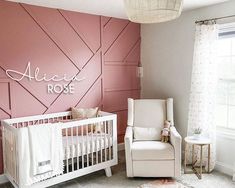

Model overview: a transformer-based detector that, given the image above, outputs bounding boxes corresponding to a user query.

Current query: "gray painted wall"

[141,0,235,176]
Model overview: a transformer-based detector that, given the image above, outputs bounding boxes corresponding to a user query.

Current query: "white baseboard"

[0,174,8,184]
[215,161,234,176]
[118,143,125,151]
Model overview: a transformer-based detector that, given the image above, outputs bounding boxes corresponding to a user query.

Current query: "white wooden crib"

[1,111,117,188]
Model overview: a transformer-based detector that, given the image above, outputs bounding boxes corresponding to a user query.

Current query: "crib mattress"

[62,133,113,159]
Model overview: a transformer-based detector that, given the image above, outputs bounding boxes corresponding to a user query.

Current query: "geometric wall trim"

[0,0,140,174]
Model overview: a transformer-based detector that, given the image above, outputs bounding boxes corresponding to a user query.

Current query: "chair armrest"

[124,126,133,177]
[125,126,133,144]
[170,126,182,177]
[170,126,182,145]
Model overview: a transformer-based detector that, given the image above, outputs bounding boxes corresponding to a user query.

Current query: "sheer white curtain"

[187,23,218,171]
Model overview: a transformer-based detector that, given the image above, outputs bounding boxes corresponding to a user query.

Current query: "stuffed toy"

[161,120,171,142]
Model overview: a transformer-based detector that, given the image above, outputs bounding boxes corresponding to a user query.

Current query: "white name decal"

[6,62,85,94]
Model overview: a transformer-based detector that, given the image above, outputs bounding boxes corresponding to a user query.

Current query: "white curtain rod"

[195,14,235,24]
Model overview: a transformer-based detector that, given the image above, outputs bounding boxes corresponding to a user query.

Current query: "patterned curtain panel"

[187,23,218,171]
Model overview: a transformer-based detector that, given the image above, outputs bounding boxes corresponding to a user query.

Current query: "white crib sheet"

[62,133,113,160]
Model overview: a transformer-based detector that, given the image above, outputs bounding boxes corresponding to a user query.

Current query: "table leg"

[184,143,187,173]
[192,144,194,167]
[208,144,210,173]
[200,145,203,179]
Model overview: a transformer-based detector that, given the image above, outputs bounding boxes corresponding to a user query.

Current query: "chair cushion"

[133,99,166,130]
[134,127,161,141]
[132,141,174,160]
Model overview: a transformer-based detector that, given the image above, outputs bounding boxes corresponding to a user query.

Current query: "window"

[216,23,235,130]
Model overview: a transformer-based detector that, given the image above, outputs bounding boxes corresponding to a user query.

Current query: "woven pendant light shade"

[124,0,183,23]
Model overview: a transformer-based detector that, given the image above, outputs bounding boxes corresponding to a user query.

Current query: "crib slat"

[111,121,114,160]
[4,129,6,174]
[15,132,19,184]
[108,121,111,160]
[71,127,74,172]
[86,125,89,167]
[96,127,98,164]
[11,132,14,179]
[100,122,103,163]
[91,124,94,166]
[66,128,69,173]
[9,131,12,176]
[9,131,12,178]
[5,129,7,175]
[82,125,84,169]
[13,134,17,182]
[76,126,79,170]
[104,121,107,162]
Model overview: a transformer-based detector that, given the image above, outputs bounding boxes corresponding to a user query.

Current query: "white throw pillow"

[134,127,161,141]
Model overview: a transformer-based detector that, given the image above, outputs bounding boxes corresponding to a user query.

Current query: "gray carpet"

[1,151,235,188]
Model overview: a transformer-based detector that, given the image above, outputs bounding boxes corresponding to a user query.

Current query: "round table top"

[184,136,212,145]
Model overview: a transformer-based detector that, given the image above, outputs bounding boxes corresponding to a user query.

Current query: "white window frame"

[216,22,235,137]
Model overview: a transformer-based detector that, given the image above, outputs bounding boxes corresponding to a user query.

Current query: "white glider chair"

[125,98,182,177]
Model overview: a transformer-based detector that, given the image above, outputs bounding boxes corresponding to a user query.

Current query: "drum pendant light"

[124,0,183,23]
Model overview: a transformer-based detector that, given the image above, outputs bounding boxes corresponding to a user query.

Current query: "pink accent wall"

[0,1,140,174]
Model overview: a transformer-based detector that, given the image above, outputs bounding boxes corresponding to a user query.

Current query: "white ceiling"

[6,0,230,19]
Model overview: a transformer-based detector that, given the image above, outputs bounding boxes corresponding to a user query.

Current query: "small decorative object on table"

[161,120,171,142]
[193,127,202,139]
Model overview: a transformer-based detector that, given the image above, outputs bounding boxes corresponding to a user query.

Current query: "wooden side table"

[184,136,211,179]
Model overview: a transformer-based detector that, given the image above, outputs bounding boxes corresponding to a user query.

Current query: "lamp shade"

[124,0,183,24]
